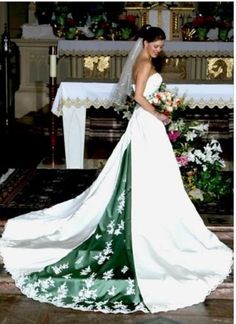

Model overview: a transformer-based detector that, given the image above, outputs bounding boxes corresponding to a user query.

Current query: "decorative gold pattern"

[207,58,233,80]
[156,4,163,28]
[84,57,98,71]
[161,57,187,81]
[97,56,110,72]
[170,7,195,40]
[142,10,148,26]
[84,56,110,73]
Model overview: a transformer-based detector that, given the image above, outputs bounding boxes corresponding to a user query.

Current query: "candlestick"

[43,45,64,167]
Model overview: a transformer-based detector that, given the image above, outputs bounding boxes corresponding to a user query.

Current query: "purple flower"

[168,130,181,142]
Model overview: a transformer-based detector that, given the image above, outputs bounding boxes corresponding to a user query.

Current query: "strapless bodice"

[144,73,163,97]
[133,73,163,100]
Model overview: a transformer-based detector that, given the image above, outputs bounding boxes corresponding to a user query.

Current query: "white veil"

[111,38,143,107]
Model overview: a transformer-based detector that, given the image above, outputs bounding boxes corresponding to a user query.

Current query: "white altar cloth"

[52,82,116,169]
[52,82,233,169]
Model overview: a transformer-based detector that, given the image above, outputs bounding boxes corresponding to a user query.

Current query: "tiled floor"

[0,295,233,324]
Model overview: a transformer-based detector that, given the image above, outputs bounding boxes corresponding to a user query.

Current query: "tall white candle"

[50,54,57,78]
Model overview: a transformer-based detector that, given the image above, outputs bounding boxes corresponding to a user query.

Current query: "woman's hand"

[155,112,170,125]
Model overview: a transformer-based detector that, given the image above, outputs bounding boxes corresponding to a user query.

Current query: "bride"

[0,25,233,314]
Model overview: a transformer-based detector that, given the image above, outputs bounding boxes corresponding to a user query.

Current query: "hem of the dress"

[6,268,150,314]
[147,251,234,313]
[1,250,232,314]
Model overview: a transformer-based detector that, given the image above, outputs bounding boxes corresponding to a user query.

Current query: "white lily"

[185,130,197,142]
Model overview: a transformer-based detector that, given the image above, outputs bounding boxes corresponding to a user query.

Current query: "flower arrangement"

[181,15,216,41]
[36,2,138,40]
[88,14,137,40]
[181,1,233,42]
[114,83,232,204]
[167,119,232,203]
[190,1,217,41]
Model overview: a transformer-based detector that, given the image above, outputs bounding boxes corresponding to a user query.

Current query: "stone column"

[14,39,58,118]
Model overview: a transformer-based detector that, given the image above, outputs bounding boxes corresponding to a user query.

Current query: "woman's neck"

[141,48,152,61]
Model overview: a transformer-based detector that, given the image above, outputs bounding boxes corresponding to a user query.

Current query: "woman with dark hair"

[0,25,232,314]
[133,26,168,122]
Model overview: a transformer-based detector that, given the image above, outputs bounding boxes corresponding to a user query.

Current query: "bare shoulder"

[133,57,152,81]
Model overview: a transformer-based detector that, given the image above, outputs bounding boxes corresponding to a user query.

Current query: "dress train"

[0,74,233,313]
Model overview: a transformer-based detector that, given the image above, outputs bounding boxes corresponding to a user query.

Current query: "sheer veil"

[111,38,143,107]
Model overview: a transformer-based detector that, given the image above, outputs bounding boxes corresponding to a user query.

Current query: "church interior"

[0,1,234,323]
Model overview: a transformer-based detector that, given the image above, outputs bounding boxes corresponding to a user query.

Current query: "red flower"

[66,18,77,27]
[192,15,216,29]
[126,15,136,24]
[217,19,232,29]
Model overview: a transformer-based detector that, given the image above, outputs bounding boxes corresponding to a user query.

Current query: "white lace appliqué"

[93,240,113,265]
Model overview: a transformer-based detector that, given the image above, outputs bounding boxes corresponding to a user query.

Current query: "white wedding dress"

[0,73,233,313]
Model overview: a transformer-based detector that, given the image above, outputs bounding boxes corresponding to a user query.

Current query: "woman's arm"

[133,61,168,123]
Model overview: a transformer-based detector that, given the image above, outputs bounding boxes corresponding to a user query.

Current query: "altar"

[13,39,233,118]
[52,81,233,169]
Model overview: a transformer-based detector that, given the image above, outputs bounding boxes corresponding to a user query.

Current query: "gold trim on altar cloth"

[55,97,113,116]
[187,97,233,109]
[53,95,233,118]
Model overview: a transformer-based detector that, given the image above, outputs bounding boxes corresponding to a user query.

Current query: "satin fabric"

[131,106,232,312]
[0,73,233,313]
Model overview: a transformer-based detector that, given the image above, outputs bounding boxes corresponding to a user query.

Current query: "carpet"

[0,169,233,226]
[0,169,98,219]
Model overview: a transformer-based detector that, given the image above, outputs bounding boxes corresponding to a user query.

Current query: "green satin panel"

[19,143,148,313]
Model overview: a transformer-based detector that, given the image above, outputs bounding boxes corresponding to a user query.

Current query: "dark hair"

[138,24,166,42]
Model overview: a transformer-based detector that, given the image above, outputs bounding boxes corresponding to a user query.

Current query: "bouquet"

[114,82,187,121]
[148,82,187,120]
[151,91,182,119]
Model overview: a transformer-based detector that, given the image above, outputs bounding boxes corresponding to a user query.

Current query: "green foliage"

[192,165,232,202]
[36,2,138,40]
